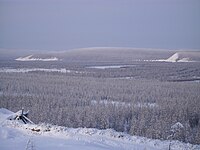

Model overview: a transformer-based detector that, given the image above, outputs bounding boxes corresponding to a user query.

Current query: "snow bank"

[0,108,13,116]
[0,108,199,150]
[0,108,14,123]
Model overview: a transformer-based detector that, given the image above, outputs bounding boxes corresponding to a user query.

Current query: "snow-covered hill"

[14,48,200,63]
[16,55,59,61]
[14,47,174,63]
[0,108,199,150]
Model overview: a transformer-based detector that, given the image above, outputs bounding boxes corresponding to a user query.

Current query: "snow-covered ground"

[15,55,59,61]
[91,100,158,109]
[91,100,131,107]
[151,53,193,63]
[87,65,136,69]
[0,68,69,73]
[0,68,85,74]
[0,108,199,150]
[141,52,199,63]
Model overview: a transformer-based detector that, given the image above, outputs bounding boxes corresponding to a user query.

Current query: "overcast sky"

[0,0,200,51]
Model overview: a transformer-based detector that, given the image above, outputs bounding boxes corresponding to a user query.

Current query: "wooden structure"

[9,108,34,124]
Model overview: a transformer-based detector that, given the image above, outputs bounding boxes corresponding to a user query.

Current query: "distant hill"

[8,47,200,63]
[14,47,174,63]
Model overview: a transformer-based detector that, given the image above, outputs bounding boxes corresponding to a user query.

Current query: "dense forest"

[0,63,200,144]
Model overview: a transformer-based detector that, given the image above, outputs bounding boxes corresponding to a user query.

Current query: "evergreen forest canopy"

[0,48,200,144]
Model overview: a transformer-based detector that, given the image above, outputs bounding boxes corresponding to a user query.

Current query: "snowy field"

[87,65,136,69]
[0,68,69,73]
[14,50,200,63]
[0,68,83,74]
[15,55,59,61]
[0,108,199,150]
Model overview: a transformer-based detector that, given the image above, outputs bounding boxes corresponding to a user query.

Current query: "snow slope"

[14,47,174,63]
[0,108,199,150]
[165,53,188,62]
[16,55,59,61]
[156,52,200,62]
[141,52,200,63]
[14,48,200,63]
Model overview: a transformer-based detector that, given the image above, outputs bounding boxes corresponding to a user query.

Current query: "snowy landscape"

[0,108,199,150]
[15,50,200,63]
[0,47,200,150]
[1,0,200,149]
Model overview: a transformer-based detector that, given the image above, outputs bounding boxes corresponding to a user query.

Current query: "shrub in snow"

[171,122,185,141]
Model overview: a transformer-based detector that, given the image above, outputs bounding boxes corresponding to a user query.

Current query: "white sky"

[0,0,200,51]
